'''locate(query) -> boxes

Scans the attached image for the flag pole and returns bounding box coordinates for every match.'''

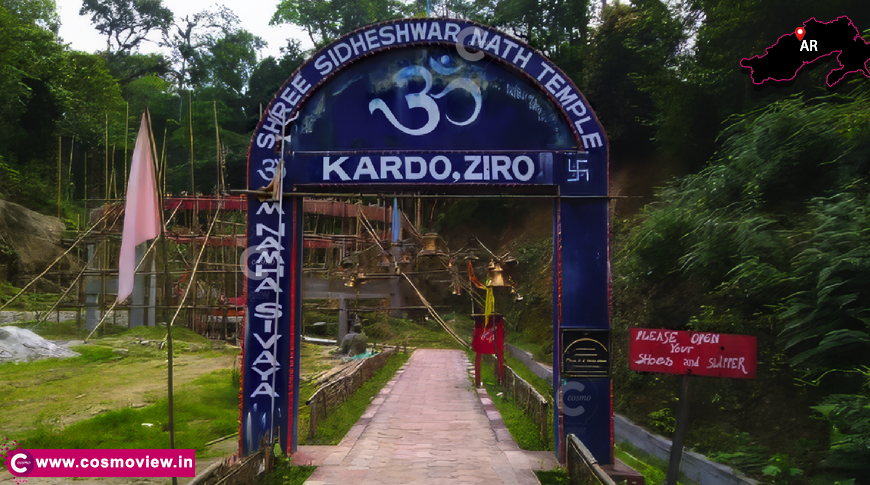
[145,109,179,485]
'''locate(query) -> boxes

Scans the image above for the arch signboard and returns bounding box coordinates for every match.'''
[242,18,612,464]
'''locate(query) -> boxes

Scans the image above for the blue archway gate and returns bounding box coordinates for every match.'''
[242,18,611,464]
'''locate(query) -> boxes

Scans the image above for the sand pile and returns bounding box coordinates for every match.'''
[0,326,80,363]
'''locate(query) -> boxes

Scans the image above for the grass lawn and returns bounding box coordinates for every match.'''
[303,350,410,445]
[472,351,554,451]
[615,442,695,485]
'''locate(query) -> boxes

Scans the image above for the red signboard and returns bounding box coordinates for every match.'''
[629,329,757,379]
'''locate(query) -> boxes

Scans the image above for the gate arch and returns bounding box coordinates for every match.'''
[242,18,612,464]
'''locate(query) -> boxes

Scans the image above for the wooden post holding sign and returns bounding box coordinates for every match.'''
[628,329,757,485]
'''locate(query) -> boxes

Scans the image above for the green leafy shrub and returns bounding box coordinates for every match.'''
[813,394,870,473]
[648,408,676,435]
[761,453,802,484]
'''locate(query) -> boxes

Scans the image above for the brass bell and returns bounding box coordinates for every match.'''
[418,233,442,257]
[377,252,393,267]
[486,260,510,287]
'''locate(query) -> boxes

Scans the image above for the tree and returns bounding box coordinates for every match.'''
[199,29,265,97]
[80,0,173,53]
[0,5,64,164]
[103,51,171,86]
[161,5,239,90]
[579,1,687,146]
[2,0,60,33]
[271,0,409,47]
[244,40,306,125]
[487,0,591,59]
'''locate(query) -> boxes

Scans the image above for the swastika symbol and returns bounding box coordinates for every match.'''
[567,158,589,182]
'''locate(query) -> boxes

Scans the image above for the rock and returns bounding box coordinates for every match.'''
[0,199,79,285]
[112,348,129,356]
[340,331,369,356]
[0,326,80,363]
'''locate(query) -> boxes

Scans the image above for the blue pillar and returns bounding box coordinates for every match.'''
[553,197,612,464]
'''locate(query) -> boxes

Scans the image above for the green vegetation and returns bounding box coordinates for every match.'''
[615,442,694,485]
[0,323,238,441]
[504,354,553,398]
[362,313,471,350]
[304,351,410,445]
[3,319,126,340]
[614,90,870,480]
[473,353,553,451]
[20,369,238,453]
[0,282,63,311]
[259,459,317,485]
[534,468,569,485]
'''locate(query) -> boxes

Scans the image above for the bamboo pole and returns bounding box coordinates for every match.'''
[161,126,168,195]
[111,143,117,199]
[105,112,110,199]
[0,209,112,312]
[189,90,195,195]
[147,109,179,485]
[82,203,181,340]
[167,204,222,329]
[68,136,74,202]
[214,101,221,195]
[124,101,129,195]
[57,136,62,219]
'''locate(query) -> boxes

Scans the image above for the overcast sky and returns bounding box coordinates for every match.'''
[55,0,313,60]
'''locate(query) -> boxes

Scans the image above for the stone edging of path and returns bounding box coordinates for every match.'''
[291,361,410,467]
[465,360,561,474]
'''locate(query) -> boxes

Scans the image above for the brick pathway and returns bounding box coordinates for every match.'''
[295,349,556,485]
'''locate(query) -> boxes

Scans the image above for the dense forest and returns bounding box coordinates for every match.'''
[3,0,870,482]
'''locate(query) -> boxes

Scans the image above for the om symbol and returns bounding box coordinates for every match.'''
[257,158,285,182]
[369,65,482,136]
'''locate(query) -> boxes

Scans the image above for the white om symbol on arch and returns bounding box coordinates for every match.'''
[369,65,482,136]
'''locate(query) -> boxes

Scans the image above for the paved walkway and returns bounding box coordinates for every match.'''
[294,349,557,485]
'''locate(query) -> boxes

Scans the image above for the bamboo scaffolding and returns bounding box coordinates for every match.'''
[167,202,223,329]
[82,203,182,341]
[0,209,113,312]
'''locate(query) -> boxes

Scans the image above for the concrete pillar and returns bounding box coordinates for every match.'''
[84,243,100,331]
[338,295,348,343]
[148,257,156,326]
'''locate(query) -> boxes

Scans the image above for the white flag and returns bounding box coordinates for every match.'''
[117,113,161,302]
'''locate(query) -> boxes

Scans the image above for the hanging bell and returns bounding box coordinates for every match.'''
[377,252,393,267]
[418,233,441,257]
[486,260,510,287]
